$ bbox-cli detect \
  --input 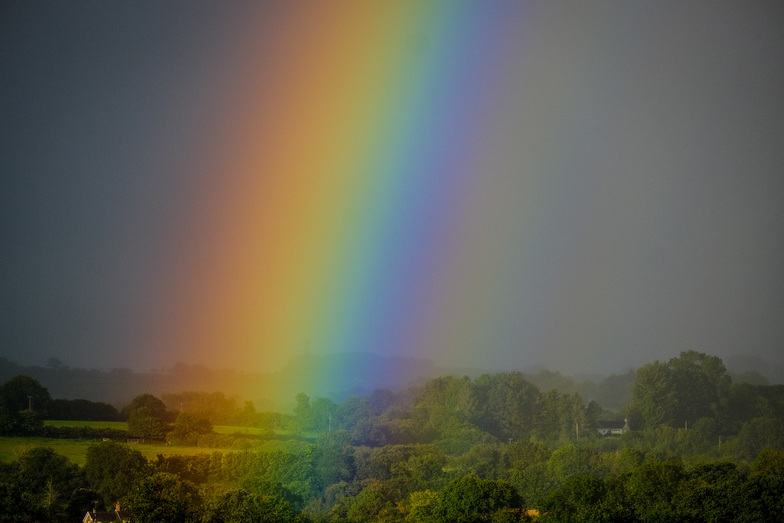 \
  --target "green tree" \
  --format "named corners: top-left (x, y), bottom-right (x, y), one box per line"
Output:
top-left (414, 375), bottom-right (475, 437)
top-left (168, 411), bottom-right (213, 445)
top-left (202, 488), bottom-right (300, 523)
top-left (503, 440), bottom-right (551, 468)
top-left (541, 475), bottom-right (607, 523)
top-left (84, 440), bottom-right (148, 507)
top-left (507, 461), bottom-right (555, 508)
top-left (128, 406), bottom-right (168, 440)
top-left (48, 398), bottom-right (119, 421)
top-left (334, 396), bottom-right (377, 435)
top-left (0, 375), bottom-right (52, 434)
top-left (471, 373), bottom-right (542, 441)
top-left (312, 430), bottom-right (355, 491)
top-left (7, 446), bottom-right (80, 522)
top-left (435, 474), bottom-right (521, 523)
top-left (162, 391), bottom-right (238, 424)
top-left (121, 393), bottom-right (169, 421)
top-left (728, 417), bottom-right (784, 461)
top-left (725, 382), bottom-right (774, 433)
top-left (668, 351), bottom-right (731, 425)
top-left (0, 479), bottom-right (42, 523)
top-left (547, 443), bottom-right (604, 486)
top-left (737, 475), bottom-right (784, 522)
top-left (126, 472), bottom-right (202, 523)
top-left (17, 446), bottom-right (78, 491)
top-left (403, 489), bottom-right (440, 523)
top-left (457, 443), bottom-right (504, 479)
top-left (585, 400), bottom-right (603, 432)
top-left (749, 448), bottom-right (784, 477)
top-left (293, 393), bottom-right (312, 432)
top-left (628, 360), bottom-right (677, 430)
top-left (309, 397), bottom-right (338, 433)
top-left (734, 449), bottom-right (784, 521)
top-left (389, 447), bottom-right (446, 496)
top-left (232, 401), bottom-right (259, 427)
top-left (627, 459), bottom-right (685, 520)
top-left (674, 462), bottom-right (744, 522)
top-left (339, 480), bottom-right (398, 523)
top-left (628, 352), bottom-right (731, 430)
